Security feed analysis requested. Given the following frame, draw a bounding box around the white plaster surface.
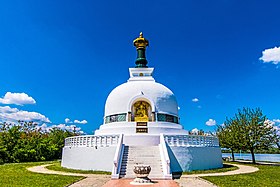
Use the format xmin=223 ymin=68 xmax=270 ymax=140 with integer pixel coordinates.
xmin=123 ymin=134 xmax=160 ymax=146
xmin=167 ymin=146 xmax=223 ymax=172
xmin=95 ymin=122 xmax=188 ymax=135
xmin=104 ymin=67 xmax=179 ymax=117
xmin=61 ymin=146 xmax=117 ymax=172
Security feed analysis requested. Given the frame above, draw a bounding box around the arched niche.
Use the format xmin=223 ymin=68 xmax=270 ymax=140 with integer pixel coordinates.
xmin=127 ymin=95 xmax=155 ymax=122
xmin=132 ymin=100 xmax=152 ymax=122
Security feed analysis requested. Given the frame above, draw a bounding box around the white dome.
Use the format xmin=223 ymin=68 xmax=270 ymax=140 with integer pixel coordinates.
xmin=104 ymin=80 xmax=179 ymax=117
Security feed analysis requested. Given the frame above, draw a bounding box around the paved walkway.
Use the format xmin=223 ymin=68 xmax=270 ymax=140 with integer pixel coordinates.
xmin=235 ymin=160 xmax=280 ymax=166
xmin=27 ymin=163 xmax=259 ymax=187
xmin=27 ymin=164 xmax=110 ymax=187
xmin=104 ymin=179 xmax=178 ymax=187
xmin=185 ymin=163 xmax=259 ymax=177
xmin=175 ymin=163 xmax=259 ymax=187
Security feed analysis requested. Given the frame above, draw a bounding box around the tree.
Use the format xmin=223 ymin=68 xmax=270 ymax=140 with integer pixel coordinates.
xmin=265 ymin=120 xmax=280 ymax=150
xmin=217 ymin=119 xmax=242 ymax=161
xmin=217 ymin=108 xmax=275 ymax=164
xmin=0 ymin=121 xmax=76 ymax=163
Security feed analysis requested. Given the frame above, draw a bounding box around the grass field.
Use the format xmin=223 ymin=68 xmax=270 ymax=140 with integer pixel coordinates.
xmin=203 ymin=163 xmax=280 ymax=187
xmin=182 ymin=163 xmax=238 ymax=175
xmin=46 ymin=161 xmax=111 ymax=175
xmin=0 ymin=162 xmax=83 ymax=187
xmin=1 ymin=161 xmax=279 ymax=187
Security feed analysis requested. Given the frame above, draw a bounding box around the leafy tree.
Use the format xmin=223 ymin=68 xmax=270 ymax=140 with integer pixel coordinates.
xmin=47 ymin=128 xmax=75 ymax=159
xmin=264 ymin=120 xmax=280 ymax=150
xmin=217 ymin=108 xmax=275 ymax=164
xmin=217 ymin=119 xmax=242 ymax=161
xmin=0 ymin=121 xmax=76 ymax=163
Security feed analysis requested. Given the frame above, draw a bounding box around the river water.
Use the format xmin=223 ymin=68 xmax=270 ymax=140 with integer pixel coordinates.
xmin=222 ymin=153 xmax=280 ymax=162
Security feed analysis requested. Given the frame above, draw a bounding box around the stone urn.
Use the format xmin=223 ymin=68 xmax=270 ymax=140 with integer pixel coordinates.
xmin=131 ymin=164 xmax=152 ymax=184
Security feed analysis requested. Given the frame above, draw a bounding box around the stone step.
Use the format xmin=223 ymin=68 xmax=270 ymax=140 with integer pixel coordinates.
xmin=125 ymin=162 xmax=162 ymax=164
xmin=124 ymin=170 xmax=164 ymax=173
xmin=119 ymin=145 xmax=164 ymax=179
xmin=125 ymin=160 xmax=161 ymax=162
xmin=122 ymin=175 xmax=165 ymax=179
xmin=122 ymin=169 xmax=163 ymax=172
xmin=121 ymin=164 xmax=162 ymax=167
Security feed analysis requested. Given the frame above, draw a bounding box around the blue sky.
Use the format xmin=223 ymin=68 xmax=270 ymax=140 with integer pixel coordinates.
xmin=1 ymin=0 xmax=280 ymax=134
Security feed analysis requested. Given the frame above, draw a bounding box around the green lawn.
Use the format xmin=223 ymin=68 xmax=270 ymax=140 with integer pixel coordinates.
xmin=46 ymin=161 xmax=111 ymax=175
xmin=182 ymin=164 xmax=238 ymax=175
xmin=203 ymin=163 xmax=280 ymax=187
xmin=0 ymin=162 xmax=83 ymax=187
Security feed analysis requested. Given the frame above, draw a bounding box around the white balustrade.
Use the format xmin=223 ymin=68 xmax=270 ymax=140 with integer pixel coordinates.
xmin=164 ymin=135 xmax=219 ymax=147
xmin=159 ymin=133 xmax=172 ymax=179
xmin=112 ymin=134 xmax=124 ymax=179
xmin=64 ymin=135 xmax=120 ymax=147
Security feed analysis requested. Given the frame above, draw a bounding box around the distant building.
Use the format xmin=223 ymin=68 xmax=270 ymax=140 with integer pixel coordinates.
xmin=61 ymin=33 xmax=222 ymax=179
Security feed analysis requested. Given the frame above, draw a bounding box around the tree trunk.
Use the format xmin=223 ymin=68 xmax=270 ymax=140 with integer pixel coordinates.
xmin=231 ymin=148 xmax=235 ymax=161
xmin=250 ymin=148 xmax=256 ymax=164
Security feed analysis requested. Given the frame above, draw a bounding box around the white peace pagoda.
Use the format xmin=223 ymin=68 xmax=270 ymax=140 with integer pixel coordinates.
xmin=61 ymin=33 xmax=222 ymax=179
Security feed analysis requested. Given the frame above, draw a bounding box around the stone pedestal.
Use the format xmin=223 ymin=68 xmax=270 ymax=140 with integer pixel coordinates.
xmin=130 ymin=165 xmax=153 ymax=185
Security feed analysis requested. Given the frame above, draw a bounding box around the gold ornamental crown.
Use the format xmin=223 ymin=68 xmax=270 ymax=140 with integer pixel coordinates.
xmin=133 ymin=32 xmax=149 ymax=49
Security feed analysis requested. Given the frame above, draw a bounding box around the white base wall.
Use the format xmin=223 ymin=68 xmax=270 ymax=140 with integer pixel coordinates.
xmin=167 ymin=146 xmax=223 ymax=172
xmin=61 ymin=146 xmax=116 ymax=172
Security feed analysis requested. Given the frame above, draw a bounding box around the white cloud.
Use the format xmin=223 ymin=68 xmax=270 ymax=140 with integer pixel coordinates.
xmin=0 ymin=106 xmax=50 ymax=123
xmin=206 ymin=119 xmax=217 ymax=126
xmin=260 ymin=46 xmax=280 ymax=65
xmin=0 ymin=92 xmax=36 ymax=105
xmin=65 ymin=118 xmax=87 ymax=124
xmin=192 ymin=98 xmax=199 ymax=102
xmin=65 ymin=118 xmax=71 ymax=123
xmin=74 ymin=119 xmax=88 ymax=124
xmin=55 ymin=124 xmax=81 ymax=131
xmin=273 ymin=119 xmax=280 ymax=123
xmin=37 ymin=123 xmax=84 ymax=134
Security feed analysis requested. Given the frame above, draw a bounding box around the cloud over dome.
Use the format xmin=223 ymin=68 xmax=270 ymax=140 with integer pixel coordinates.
xmin=260 ymin=46 xmax=280 ymax=65
xmin=0 ymin=92 xmax=36 ymax=105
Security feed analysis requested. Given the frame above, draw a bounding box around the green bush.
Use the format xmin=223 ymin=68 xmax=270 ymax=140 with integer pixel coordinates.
xmin=0 ymin=121 xmax=76 ymax=163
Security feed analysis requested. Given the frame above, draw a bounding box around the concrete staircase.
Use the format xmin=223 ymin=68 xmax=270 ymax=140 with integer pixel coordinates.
xmin=119 ymin=145 xmax=164 ymax=179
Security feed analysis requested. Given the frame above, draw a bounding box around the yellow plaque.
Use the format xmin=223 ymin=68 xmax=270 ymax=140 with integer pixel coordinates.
xmin=135 ymin=116 xmax=149 ymax=122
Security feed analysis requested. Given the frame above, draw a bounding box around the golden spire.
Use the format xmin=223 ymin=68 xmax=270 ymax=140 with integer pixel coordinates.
xmin=133 ymin=32 xmax=149 ymax=49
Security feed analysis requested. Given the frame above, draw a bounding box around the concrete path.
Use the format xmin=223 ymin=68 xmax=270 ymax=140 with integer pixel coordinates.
xmin=27 ymin=164 xmax=110 ymax=187
xmin=104 ymin=179 xmax=178 ymax=187
xmin=175 ymin=163 xmax=259 ymax=187
xmin=175 ymin=177 xmax=217 ymax=187
xmin=235 ymin=160 xmax=280 ymax=166
xmin=28 ymin=163 xmax=258 ymax=187
xmin=185 ymin=163 xmax=259 ymax=177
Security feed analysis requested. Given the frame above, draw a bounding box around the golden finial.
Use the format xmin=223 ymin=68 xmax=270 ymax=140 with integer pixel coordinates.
xmin=133 ymin=32 xmax=149 ymax=49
